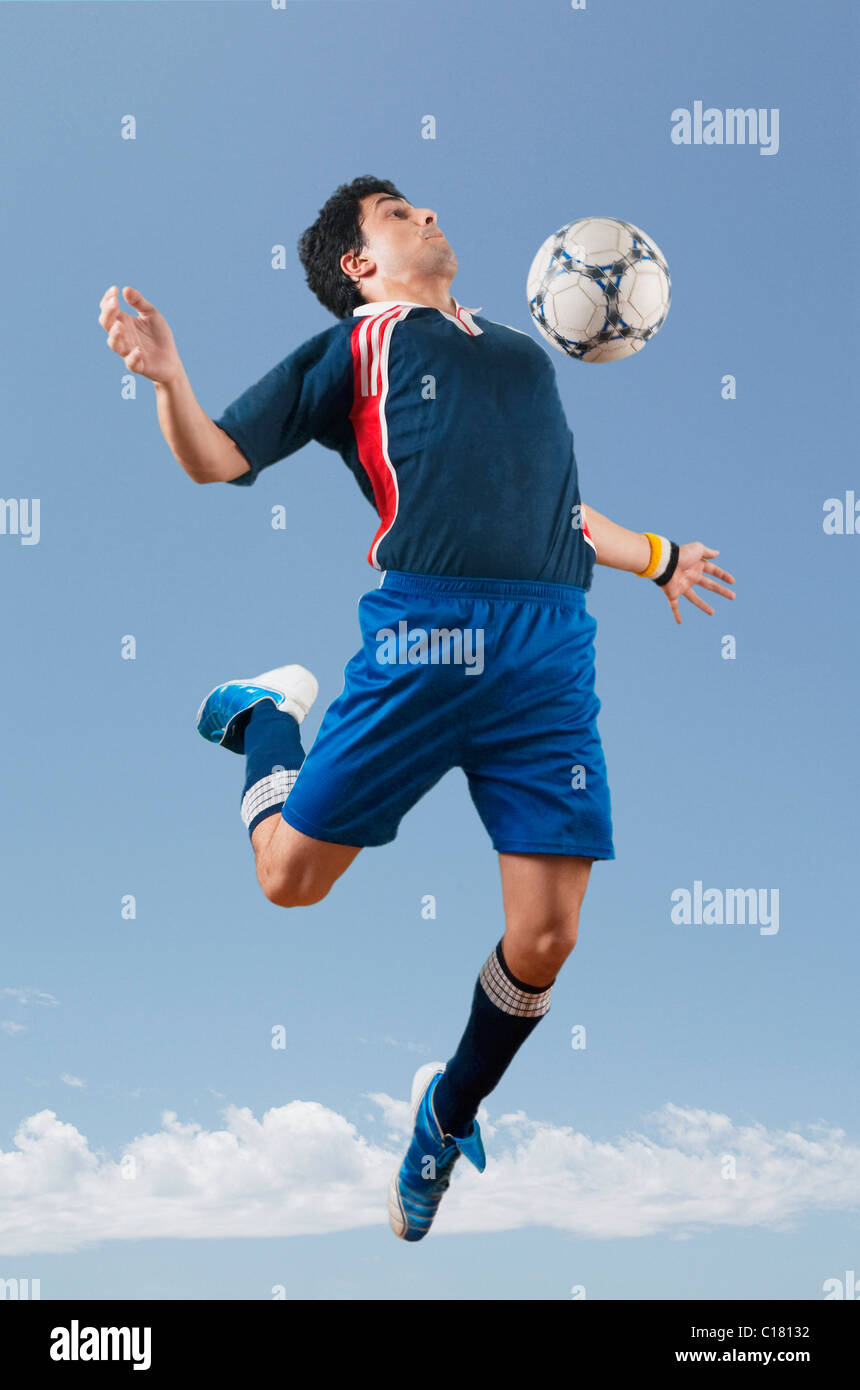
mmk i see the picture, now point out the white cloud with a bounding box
[380,1036,431,1055]
[0,1096,858,1255]
[1,988,59,1008]
[364,1091,411,1137]
[1,1021,26,1036]
[59,1075,85,1089]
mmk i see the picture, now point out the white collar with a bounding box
[352,297,483,318]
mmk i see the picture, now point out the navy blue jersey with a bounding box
[213,298,596,588]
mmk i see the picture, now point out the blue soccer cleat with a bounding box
[195,664,318,754]
[388,1061,486,1242]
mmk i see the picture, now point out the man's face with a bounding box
[347,192,458,291]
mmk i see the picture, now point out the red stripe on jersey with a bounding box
[348,306,405,567]
[455,304,478,336]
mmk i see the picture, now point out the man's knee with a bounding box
[534,915,581,959]
[505,909,582,973]
[258,864,332,909]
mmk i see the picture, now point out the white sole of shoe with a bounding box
[388,1061,447,1240]
[248,664,319,724]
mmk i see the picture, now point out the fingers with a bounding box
[123,286,154,314]
[98,285,155,332]
[702,562,735,583]
[667,547,735,623]
[108,322,144,370]
[100,286,134,357]
[106,317,129,353]
[698,577,735,599]
[685,590,714,615]
[98,285,151,373]
[98,286,121,331]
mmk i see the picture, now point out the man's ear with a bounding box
[341,247,373,284]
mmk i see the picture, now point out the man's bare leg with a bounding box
[251,814,361,908]
[430,851,594,1139]
[499,851,594,985]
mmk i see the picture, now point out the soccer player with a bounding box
[97,175,735,1242]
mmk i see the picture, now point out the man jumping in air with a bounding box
[97,175,735,1242]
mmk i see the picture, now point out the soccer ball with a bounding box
[526,217,671,363]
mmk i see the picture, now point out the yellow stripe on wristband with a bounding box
[636,533,673,579]
[636,532,661,578]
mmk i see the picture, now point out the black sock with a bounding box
[432,939,555,1138]
[239,698,305,838]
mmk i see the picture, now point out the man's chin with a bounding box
[431,245,458,274]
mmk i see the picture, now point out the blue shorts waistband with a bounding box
[377,570,587,607]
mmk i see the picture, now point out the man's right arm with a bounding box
[98,284,250,485]
[154,366,251,485]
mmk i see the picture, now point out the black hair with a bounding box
[297,175,408,319]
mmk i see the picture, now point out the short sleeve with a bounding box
[213,325,352,487]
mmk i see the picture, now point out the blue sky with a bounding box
[1,0,857,1299]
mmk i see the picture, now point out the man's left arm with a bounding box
[581,503,736,625]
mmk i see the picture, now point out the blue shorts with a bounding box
[281,571,615,859]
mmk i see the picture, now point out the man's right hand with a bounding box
[98,285,183,386]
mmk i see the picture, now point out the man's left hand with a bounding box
[663,543,735,625]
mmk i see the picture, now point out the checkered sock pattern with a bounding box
[432,939,555,1139]
[240,698,305,839]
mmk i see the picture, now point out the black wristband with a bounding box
[654,541,680,586]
